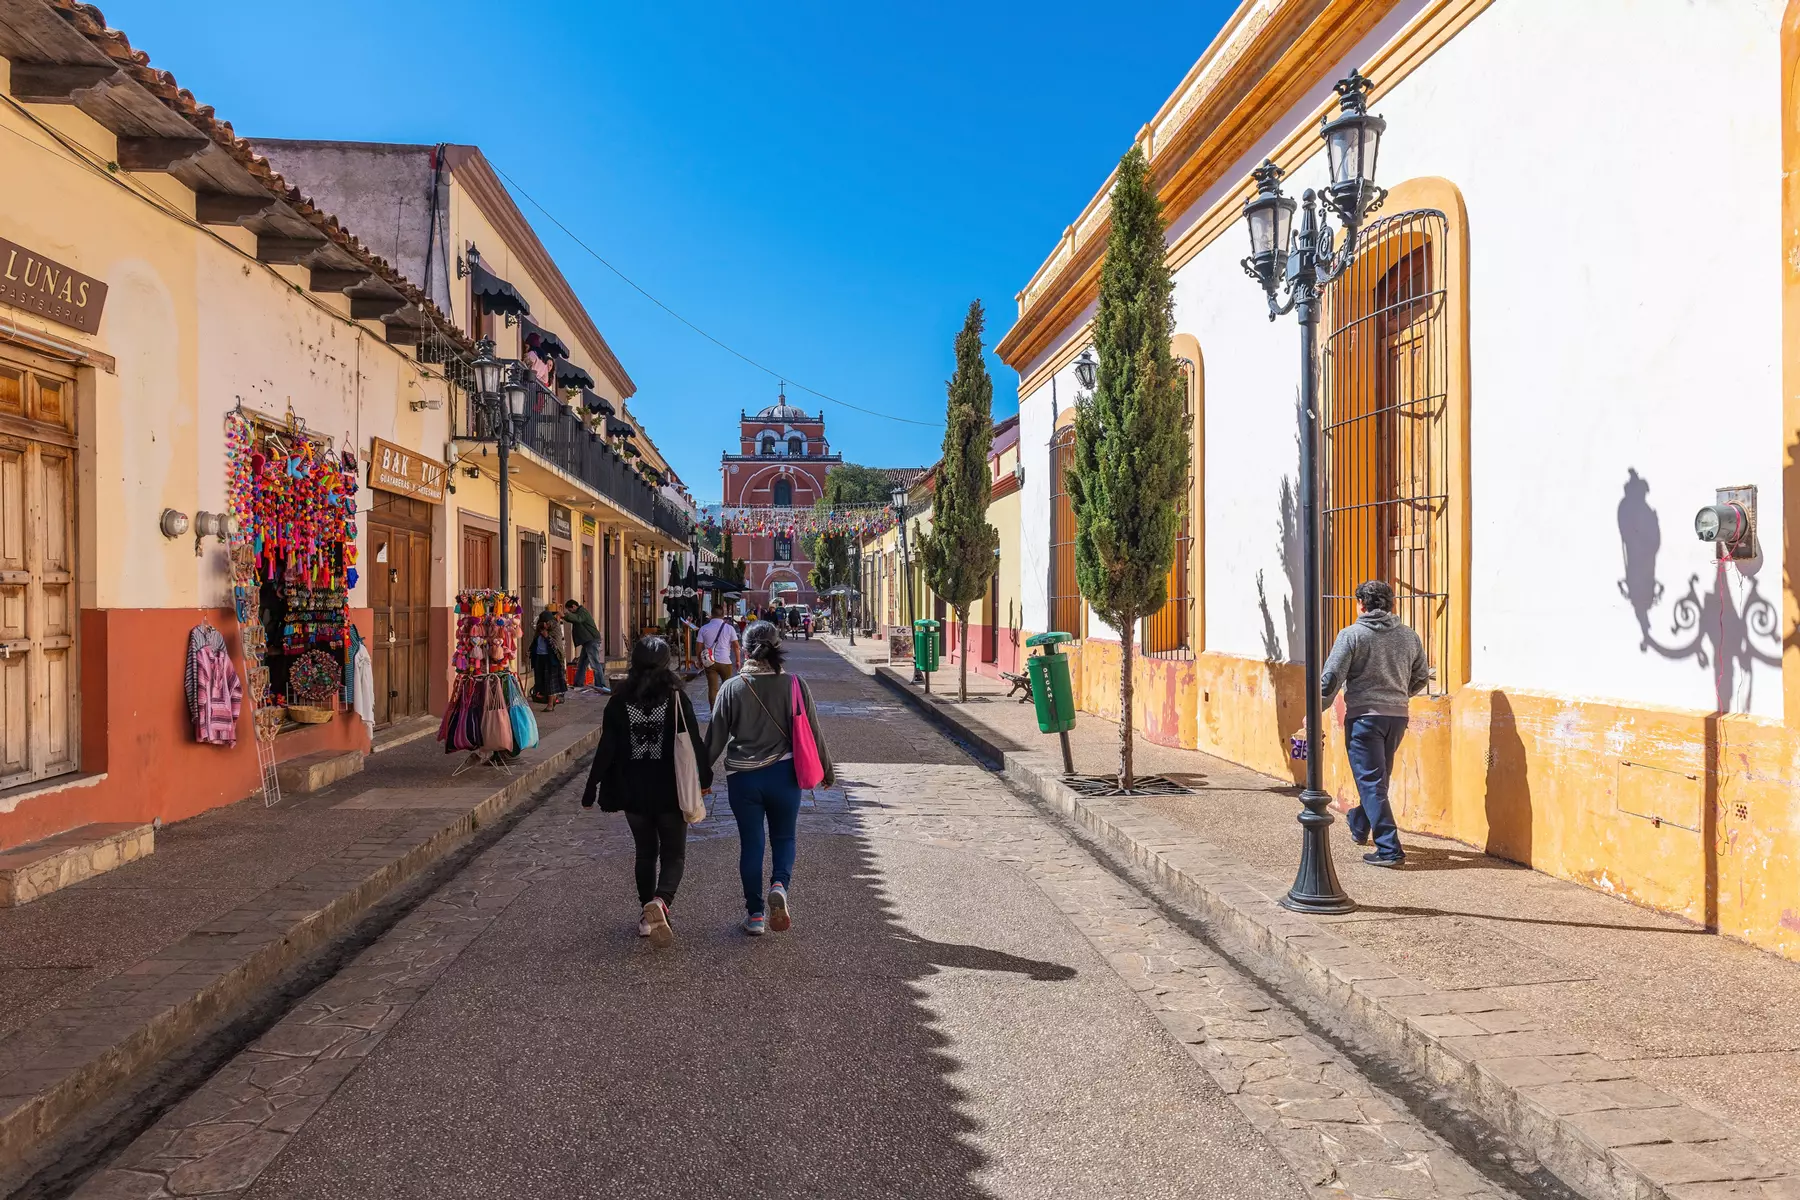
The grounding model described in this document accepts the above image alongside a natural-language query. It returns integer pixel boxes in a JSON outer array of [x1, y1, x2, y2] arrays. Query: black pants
[[625, 810, 687, 905]]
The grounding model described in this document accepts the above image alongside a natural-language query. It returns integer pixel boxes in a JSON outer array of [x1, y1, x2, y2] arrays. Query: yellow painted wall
[[1062, 635, 1800, 962]]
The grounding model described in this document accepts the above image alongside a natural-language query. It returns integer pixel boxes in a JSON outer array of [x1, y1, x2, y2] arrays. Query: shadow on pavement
[[241, 807, 1059, 1200]]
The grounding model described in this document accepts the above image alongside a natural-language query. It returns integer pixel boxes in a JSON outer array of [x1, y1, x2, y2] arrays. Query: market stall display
[[225, 410, 357, 735], [440, 589, 538, 767]]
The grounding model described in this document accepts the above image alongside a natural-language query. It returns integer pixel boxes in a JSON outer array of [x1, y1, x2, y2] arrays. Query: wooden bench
[[1000, 671, 1032, 702]]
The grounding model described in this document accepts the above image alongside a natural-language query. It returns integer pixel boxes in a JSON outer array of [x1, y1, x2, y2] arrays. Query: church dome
[[754, 401, 809, 422]]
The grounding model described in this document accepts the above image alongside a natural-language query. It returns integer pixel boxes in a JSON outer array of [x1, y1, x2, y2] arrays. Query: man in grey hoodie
[[1319, 580, 1430, 866]]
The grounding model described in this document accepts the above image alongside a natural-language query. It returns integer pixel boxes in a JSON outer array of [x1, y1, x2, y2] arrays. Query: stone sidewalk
[[823, 636, 1800, 1200], [0, 691, 608, 1189]]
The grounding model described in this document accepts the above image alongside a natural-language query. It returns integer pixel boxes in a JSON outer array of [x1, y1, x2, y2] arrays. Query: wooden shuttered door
[[0, 348, 78, 789], [369, 492, 433, 727]]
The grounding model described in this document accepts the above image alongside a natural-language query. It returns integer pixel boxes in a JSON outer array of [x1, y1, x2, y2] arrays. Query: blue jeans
[[727, 760, 802, 915], [1344, 715, 1408, 859], [574, 640, 604, 688]]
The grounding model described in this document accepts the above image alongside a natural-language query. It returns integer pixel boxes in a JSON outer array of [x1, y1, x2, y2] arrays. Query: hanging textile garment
[[352, 635, 375, 740], [188, 623, 243, 746]]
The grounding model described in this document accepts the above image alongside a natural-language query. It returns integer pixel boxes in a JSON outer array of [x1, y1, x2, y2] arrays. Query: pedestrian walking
[[580, 637, 711, 946], [704, 620, 834, 936], [696, 612, 741, 705], [561, 599, 609, 693], [1319, 580, 1430, 867], [529, 610, 567, 710]]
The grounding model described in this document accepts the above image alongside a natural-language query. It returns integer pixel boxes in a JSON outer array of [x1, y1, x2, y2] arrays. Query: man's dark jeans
[[1343, 715, 1408, 859]]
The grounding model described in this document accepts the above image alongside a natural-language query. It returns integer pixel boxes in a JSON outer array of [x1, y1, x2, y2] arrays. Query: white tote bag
[[672, 697, 706, 824]]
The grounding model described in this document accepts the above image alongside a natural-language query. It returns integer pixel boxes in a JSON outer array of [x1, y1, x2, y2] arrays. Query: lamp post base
[[1279, 786, 1356, 915]]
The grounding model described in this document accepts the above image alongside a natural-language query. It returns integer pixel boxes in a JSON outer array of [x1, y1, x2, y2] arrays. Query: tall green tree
[[918, 300, 1000, 702], [1068, 145, 1190, 790]]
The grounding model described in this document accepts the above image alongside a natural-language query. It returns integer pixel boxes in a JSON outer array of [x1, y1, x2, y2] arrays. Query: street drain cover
[[1062, 774, 1195, 798]]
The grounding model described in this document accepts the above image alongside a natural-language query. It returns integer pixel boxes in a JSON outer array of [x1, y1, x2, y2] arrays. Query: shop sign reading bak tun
[[0, 236, 108, 334], [368, 437, 446, 503]]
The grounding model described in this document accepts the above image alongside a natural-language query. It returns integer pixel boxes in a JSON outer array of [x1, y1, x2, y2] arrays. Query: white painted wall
[[1013, 0, 1784, 717]]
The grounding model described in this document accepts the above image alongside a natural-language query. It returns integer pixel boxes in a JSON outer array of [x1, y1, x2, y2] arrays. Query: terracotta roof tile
[[46, 1, 469, 352]]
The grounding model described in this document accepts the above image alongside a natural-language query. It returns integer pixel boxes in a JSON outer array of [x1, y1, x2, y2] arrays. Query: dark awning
[[622, 442, 641, 459], [553, 358, 595, 390], [470, 260, 530, 318], [643, 466, 665, 485], [605, 418, 635, 439], [520, 316, 568, 360], [580, 388, 614, 417]]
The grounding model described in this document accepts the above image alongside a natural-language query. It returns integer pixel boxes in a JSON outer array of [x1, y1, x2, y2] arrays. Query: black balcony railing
[[461, 392, 690, 543]]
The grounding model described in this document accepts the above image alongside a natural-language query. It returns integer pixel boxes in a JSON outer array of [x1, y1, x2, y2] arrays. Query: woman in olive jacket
[[580, 637, 711, 946]]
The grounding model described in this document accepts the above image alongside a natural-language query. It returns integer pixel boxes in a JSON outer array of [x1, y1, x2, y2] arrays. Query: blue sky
[[101, 0, 1232, 494]]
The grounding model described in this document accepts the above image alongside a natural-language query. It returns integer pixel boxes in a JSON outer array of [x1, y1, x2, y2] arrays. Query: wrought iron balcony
[[461, 391, 690, 543]]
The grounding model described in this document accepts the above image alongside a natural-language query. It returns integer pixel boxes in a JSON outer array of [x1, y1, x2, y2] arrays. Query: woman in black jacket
[[580, 637, 711, 946]]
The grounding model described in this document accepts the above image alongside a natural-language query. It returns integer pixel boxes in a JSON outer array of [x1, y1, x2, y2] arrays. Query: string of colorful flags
[[700, 502, 897, 539]]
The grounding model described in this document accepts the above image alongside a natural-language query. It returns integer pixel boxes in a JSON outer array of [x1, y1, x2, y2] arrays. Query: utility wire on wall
[[490, 165, 943, 429]]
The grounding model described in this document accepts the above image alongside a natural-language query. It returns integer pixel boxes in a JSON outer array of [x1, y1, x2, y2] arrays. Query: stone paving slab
[[74, 756, 1521, 1199], [829, 642, 1800, 1200], [0, 701, 606, 1183]]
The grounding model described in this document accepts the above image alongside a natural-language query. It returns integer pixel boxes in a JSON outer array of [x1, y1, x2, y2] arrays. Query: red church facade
[[720, 396, 839, 609]]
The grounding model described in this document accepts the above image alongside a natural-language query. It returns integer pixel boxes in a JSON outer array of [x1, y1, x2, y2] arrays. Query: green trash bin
[[913, 619, 942, 673], [1025, 632, 1075, 734]]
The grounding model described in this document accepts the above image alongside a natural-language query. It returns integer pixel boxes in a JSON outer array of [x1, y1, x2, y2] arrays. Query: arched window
[[1144, 341, 1199, 657], [788, 435, 803, 457], [773, 478, 793, 507], [1048, 425, 1081, 636], [759, 433, 776, 455], [1322, 208, 1451, 692]]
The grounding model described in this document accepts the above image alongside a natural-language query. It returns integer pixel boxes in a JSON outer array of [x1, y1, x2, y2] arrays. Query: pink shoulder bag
[[790, 676, 826, 789]]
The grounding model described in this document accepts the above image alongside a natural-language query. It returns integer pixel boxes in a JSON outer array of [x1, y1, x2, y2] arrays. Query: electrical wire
[[489, 164, 944, 429]]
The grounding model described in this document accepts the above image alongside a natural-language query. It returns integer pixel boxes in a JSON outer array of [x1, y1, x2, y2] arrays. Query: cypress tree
[[1067, 145, 1190, 790], [918, 300, 1000, 702]]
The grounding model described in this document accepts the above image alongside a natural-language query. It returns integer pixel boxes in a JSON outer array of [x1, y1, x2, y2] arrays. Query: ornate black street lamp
[[1238, 70, 1388, 916], [468, 338, 533, 592], [891, 481, 922, 684]]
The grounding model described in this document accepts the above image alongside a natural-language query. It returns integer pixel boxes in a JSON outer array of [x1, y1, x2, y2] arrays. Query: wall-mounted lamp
[[159, 509, 190, 539], [1074, 348, 1098, 391]]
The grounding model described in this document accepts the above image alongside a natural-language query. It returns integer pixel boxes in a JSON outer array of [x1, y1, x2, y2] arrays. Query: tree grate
[[1062, 774, 1194, 798]]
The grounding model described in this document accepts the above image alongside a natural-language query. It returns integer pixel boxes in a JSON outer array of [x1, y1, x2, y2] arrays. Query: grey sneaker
[[768, 883, 791, 932], [743, 913, 767, 936]]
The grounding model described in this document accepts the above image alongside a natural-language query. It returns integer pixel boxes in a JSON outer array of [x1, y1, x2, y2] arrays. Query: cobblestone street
[[66, 642, 1546, 1199]]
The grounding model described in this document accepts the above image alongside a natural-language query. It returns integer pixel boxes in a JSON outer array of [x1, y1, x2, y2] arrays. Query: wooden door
[[550, 547, 568, 612], [580, 541, 594, 615], [983, 570, 999, 663], [460, 527, 494, 591], [370, 495, 433, 725], [0, 352, 77, 788]]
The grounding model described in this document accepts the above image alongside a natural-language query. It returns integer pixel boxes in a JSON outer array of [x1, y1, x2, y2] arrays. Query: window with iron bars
[[1143, 358, 1196, 657], [1047, 426, 1082, 637], [1321, 209, 1450, 694]]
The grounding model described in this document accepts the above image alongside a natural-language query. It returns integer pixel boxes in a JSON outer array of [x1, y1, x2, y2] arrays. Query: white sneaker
[[642, 899, 673, 947], [768, 883, 791, 932]]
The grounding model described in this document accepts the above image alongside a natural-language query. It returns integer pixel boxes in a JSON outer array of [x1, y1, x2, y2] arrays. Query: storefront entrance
[[0, 347, 77, 789], [368, 492, 432, 726]]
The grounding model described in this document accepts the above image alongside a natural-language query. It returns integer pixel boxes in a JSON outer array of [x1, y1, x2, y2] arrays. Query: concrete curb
[[869, 668, 1007, 770], [0, 722, 602, 1175], [869, 669, 1798, 1200]]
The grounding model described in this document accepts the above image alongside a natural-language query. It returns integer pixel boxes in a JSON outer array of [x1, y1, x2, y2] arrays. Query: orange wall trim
[[0, 608, 375, 852], [1063, 639, 1800, 963]]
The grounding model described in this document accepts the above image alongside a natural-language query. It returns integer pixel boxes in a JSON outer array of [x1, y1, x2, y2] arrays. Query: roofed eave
[[996, 0, 1407, 373]]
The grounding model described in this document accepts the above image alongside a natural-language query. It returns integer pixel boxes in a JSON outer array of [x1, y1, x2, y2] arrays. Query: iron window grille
[[1320, 208, 1451, 694], [1144, 359, 1197, 658], [1047, 426, 1082, 637]]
